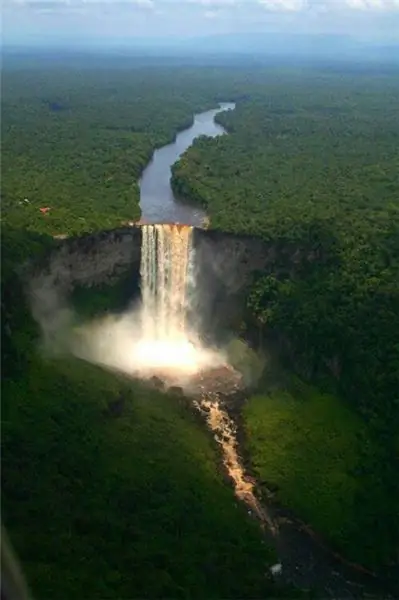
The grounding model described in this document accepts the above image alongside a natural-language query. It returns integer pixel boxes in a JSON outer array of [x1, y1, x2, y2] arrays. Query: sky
[[3, 0, 399, 48]]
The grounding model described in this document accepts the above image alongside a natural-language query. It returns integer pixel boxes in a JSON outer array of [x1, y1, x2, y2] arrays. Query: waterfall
[[71, 222, 222, 378], [140, 224, 194, 343]]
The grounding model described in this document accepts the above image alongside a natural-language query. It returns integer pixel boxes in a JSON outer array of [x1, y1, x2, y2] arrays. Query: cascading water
[[136, 224, 214, 377], [72, 223, 221, 379], [140, 224, 193, 342], [194, 393, 276, 536]]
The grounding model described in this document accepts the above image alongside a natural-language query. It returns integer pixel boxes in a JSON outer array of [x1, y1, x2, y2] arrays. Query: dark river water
[[137, 103, 391, 599], [139, 102, 234, 225]]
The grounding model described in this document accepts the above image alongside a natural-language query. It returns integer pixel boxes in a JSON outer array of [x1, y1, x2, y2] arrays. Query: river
[[138, 104, 390, 599], [139, 102, 234, 225]]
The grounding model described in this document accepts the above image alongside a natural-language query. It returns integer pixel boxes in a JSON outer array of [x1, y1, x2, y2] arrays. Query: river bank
[[139, 102, 235, 226]]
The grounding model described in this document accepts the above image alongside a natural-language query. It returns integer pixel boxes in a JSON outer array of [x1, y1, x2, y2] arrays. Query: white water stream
[[194, 393, 277, 535]]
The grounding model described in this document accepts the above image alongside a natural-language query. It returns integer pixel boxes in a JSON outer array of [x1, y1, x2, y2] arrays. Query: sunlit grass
[[244, 382, 377, 565]]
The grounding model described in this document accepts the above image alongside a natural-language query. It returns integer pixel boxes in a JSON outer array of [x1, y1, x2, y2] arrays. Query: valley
[[2, 55, 398, 599]]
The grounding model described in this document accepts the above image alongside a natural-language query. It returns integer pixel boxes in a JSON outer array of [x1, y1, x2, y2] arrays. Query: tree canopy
[[172, 69, 399, 422], [1, 65, 239, 236], [171, 68, 399, 571], [2, 57, 398, 589]]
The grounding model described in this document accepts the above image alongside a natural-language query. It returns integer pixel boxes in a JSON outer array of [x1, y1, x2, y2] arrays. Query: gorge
[[23, 105, 390, 599], [3, 60, 397, 600]]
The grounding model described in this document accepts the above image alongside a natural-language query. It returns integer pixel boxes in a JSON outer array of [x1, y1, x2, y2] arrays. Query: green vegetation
[[1, 64, 288, 599], [226, 338, 264, 387], [70, 274, 136, 320], [244, 382, 393, 568], [2, 227, 283, 599], [2, 56, 398, 593], [171, 69, 399, 571], [1, 65, 236, 237], [3, 357, 277, 600]]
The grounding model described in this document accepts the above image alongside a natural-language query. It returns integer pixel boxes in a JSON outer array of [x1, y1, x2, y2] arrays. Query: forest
[[171, 71, 399, 572], [1, 59, 309, 600], [2, 226, 285, 600], [171, 72, 399, 422], [2, 55, 398, 597], [1, 64, 239, 236]]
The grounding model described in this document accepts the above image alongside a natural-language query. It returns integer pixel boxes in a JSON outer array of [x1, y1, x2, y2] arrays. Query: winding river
[[138, 104, 389, 599], [139, 102, 234, 225]]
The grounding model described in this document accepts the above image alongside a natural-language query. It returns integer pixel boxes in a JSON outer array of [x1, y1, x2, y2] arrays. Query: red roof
[[39, 207, 51, 214]]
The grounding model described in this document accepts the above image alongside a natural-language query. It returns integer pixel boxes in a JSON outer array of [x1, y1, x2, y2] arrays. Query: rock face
[[193, 227, 319, 294], [24, 224, 317, 341], [29, 227, 142, 295], [26, 224, 312, 304], [191, 227, 316, 336], [193, 228, 269, 296], [25, 227, 142, 341]]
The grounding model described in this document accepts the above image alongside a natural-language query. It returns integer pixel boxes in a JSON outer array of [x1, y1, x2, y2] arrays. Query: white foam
[[72, 224, 226, 384]]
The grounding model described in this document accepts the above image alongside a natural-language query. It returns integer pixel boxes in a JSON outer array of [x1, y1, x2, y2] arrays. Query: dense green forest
[[172, 71, 399, 571], [171, 72, 399, 421], [1, 65, 239, 236], [1, 61, 302, 599], [2, 57, 398, 596]]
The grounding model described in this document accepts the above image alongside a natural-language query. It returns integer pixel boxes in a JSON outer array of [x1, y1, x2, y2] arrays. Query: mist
[[29, 224, 229, 390]]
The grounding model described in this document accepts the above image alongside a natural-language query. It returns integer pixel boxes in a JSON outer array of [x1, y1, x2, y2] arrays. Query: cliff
[[27, 227, 142, 292], [24, 224, 318, 342], [192, 227, 319, 336], [24, 227, 142, 344]]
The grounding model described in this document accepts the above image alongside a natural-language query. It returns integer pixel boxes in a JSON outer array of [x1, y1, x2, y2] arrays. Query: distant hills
[[178, 33, 399, 61], [3, 33, 399, 67]]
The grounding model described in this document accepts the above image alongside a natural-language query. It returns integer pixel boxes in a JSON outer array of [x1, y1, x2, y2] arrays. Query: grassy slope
[[2, 355, 277, 599], [243, 380, 391, 569]]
